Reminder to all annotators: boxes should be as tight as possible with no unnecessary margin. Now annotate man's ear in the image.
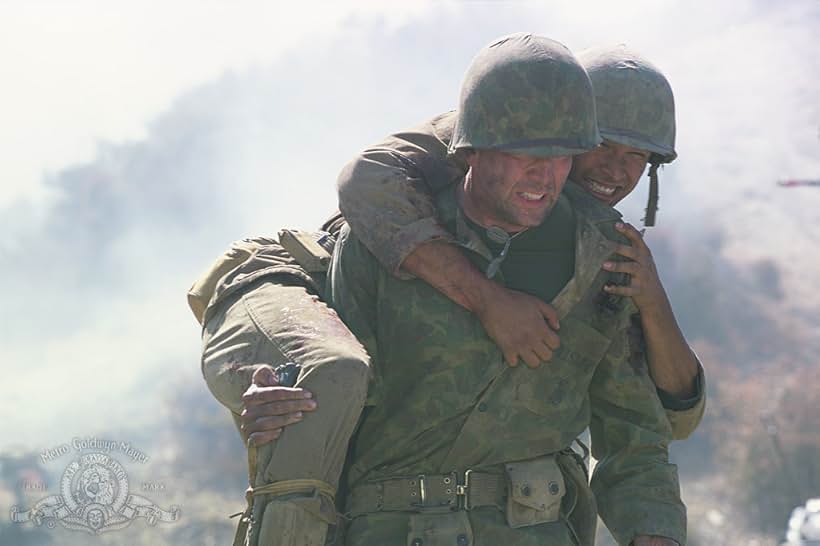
[463,149,479,170]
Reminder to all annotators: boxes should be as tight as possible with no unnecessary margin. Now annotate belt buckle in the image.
[417,474,427,506]
[414,472,461,510]
[456,469,473,510]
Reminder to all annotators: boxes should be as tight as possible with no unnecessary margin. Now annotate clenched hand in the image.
[239,365,317,447]
[474,282,561,369]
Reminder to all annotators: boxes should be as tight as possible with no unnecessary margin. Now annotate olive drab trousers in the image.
[201,279,370,546]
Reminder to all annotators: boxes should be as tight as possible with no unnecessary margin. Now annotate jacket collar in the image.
[435,180,621,319]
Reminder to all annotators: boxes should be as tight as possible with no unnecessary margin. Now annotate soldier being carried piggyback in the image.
[190,33,704,546]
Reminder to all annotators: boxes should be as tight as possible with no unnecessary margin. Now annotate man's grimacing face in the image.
[463,149,573,233]
[570,139,652,206]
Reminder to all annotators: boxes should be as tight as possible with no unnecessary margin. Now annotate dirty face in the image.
[462,149,572,232]
[570,139,651,205]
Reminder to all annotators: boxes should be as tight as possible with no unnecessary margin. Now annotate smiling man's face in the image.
[462,149,572,233]
[570,139,651,206]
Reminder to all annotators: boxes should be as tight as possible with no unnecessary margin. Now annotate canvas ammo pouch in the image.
[504,454,566,528]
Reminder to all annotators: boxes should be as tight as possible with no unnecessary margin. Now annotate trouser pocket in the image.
[504,454,566,529]
[406,511,473,546]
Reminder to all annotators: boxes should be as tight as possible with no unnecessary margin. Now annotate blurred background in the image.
[1,1,818,544]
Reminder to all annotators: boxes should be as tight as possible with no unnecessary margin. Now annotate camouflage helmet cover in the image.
[450,33,601,158]
[578,44,677,163]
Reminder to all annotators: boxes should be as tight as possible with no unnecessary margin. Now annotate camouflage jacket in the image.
[327,182,687,545]
[337,111,704,439]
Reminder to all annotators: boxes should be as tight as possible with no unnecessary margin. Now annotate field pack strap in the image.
[278,229,335,273]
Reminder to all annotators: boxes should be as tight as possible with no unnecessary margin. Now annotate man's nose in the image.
[531,158,565,184]
[534,162,555,184]
[600,153,628,185]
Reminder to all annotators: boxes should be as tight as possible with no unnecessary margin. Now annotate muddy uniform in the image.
[188,111,702,545]
[337,111,705,439]
[327,181,687,546]
[189,107,702,545]
[189,217,369,546]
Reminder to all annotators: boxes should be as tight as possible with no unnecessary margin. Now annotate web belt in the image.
[347,470,507,516]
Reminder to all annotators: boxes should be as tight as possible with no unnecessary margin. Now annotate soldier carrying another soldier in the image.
[190,33,701,546]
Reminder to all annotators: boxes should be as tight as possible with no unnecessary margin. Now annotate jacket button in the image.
[478,402,487,412]
[549,481,560,495]
[457,534,469,546]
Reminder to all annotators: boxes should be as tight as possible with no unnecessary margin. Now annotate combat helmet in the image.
[450,33,601,158]
[578,44,677,226]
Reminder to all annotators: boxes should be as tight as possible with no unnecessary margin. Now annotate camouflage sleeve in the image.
[326,224,382,406]
[588,313,687,546]
[664,362,706,440]
[336,148,455,280]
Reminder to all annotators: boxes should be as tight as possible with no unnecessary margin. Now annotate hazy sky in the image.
[1,0,818,453]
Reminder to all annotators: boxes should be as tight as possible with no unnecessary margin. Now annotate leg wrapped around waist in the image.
[203,280,370,546]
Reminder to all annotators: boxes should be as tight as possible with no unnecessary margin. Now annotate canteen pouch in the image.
[505,455,566,529]
[406,511,473,546]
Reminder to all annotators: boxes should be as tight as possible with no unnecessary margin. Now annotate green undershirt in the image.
[463,193,576,302]
[462,193,699,410]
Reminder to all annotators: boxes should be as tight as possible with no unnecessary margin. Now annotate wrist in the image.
[403,242,489,312]
[652,358,699,399]
[633,289,672,316]
[467,274,504,317]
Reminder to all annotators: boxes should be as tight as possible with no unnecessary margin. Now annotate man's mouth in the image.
[585,178,618,198]
[518,191,546,202]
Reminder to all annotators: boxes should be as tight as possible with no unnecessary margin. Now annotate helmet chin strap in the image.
[643,162,660,227]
